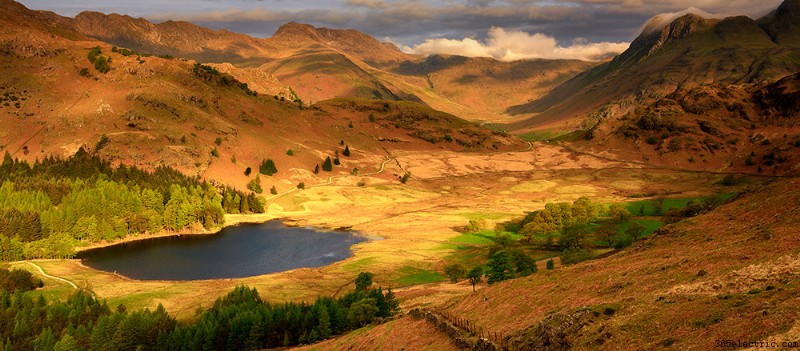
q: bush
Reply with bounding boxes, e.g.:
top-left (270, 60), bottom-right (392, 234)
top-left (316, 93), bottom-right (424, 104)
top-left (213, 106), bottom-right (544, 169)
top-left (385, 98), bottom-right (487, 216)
top-left (259, 159), bottom-right (278, 176)
top-left (297, 182), bottom-right (305, 189)
top-left (94, 134), bottom-right (110, 153)
top-left (244, 167), bottom-right (252, 176)
top-left (343, 146), bottom-right (351, 157)
top-left (247, 175), bottom-right (263, 194)
top-left (546, 259), bottom-right (555, 270)
top-left (444, 263), bottom-right (467, 283)
top-left (400, 173), bottom-right (410, 184)
top-left (214, 137), bottom-right (222, 146)
top-left (322, 157), bottom-right (333, 172)
top-left (270, 186), bottom-right (278, 195)
top-left (211, 148), bottom-right (219, 158)
top-left (286, 149), bottom-right (294, 156)
top-left (560, 248), bottom-right (594, 265)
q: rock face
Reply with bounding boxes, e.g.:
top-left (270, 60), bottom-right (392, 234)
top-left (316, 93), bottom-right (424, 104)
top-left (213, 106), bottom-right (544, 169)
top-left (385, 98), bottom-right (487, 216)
top-left (504, 310), bottom-right (596, 351)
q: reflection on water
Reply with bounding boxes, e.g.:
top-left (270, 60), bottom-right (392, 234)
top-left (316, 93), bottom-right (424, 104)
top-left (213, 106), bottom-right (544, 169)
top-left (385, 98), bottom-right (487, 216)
top-left (78, 221), bottom-right (366, 281)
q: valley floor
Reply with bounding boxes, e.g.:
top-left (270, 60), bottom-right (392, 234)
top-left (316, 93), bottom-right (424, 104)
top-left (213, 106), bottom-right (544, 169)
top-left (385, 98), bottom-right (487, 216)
top-left (9, 143), bottom-right (744, 322)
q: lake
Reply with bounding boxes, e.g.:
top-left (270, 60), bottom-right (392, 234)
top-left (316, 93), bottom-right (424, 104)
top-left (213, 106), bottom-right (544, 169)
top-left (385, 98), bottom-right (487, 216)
top-left (77, 221), bottom-right (367, 281)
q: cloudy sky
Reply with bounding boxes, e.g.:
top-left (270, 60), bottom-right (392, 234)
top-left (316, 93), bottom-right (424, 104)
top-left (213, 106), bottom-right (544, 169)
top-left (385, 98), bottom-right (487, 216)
top-left (18, 0), bottom-right (783, 61)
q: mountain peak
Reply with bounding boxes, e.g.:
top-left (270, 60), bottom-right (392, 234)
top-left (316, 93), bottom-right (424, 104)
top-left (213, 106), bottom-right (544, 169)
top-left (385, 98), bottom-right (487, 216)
top-left (273, 22), bottom-right (319, 40)
top-left (615, 12), bottom-right (716, 64)
top-left (760, 0), bottom-right (800, 46)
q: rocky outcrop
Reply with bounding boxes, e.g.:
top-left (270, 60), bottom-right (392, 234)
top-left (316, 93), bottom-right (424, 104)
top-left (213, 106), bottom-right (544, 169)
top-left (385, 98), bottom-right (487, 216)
top-left (504, 310), bottom-right (596, 351)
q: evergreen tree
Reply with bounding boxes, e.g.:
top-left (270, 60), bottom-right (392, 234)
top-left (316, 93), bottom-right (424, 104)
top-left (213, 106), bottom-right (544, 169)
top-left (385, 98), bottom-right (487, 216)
top-left (322, 157), bottom-right (333, 172)
top-left (355, 272), bottom-right (373, 291)
top-left (343, 146), bottom-right (351, 157)
top-left (259, 159), bottom-right (278, 176)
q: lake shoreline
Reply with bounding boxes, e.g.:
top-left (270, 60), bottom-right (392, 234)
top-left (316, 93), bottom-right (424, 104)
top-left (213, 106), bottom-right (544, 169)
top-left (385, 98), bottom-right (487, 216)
top-left (74, 213), bottom-right (281, 253)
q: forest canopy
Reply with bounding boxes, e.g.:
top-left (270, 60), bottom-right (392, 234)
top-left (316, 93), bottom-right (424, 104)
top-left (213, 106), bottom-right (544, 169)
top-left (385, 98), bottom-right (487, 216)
top-left (0, 149), bottom-right (264, 261)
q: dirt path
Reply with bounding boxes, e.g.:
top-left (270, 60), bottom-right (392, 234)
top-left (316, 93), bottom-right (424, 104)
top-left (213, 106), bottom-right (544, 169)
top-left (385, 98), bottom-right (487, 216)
top-left (26, 261), bottom-right (78, 289)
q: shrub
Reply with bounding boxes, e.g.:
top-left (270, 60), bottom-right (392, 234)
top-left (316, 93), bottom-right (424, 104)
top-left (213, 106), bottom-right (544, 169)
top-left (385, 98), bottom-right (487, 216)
top-left (297, 182), bottom-right (305, 189)
top-left (270, 186), bottom-right (278, 195)
top-left (210, 148), bottom-right (219, 158)
top-left (343, 145), bottom-right (351, 157)
top-left (400, 173), bottom-right (410, 184)
top-left (247, 175), bottom-right (263, 194)
top-left (259, 159), bottom-right (278, 176)
top-left (244, 167), bottom-right (252, 176)
top-left (286, 149), bottom-right (294, 156)
top-left (214, 137), bottom-right (222, 146)
top-left (322, 157), bottom-right (333, 172)
top-left (444, 263), bottom-right (466, 283)
top-left (546, 259), bottom-right (555, 270)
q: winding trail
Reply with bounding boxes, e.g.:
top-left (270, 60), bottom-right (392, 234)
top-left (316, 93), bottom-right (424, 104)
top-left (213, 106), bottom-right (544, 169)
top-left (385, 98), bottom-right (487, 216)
top-left (26, 261), bottom-right (78, 289)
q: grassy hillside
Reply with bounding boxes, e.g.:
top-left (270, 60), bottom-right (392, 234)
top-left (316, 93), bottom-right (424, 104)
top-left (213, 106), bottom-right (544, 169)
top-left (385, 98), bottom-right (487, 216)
top-left (312, 177), bottom-right (800, 350)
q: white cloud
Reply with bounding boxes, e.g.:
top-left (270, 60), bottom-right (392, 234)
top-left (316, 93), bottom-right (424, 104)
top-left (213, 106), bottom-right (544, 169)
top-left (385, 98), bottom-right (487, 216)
top-left (407, 27), bottom-right (630, 62)
top-left (639, 7), bottom-right (722, 33)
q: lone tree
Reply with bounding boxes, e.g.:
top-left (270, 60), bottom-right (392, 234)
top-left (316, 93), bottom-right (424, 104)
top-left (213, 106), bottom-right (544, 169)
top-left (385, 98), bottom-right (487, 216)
top-left (444, 263), bottom-right (467, 283)
top-left (270, 186), bottom-right (278, 195)
top-left (259, 159), bottom-right (278, 176)
top-left (314, 164), bottom-right (320, 174)
top-left (322, 157), bottom-right (333, 172)
top-left (244, 167), bottom-right (252, 176)
top-left (546, 259), bottom-right (555, 270)
top-left (343, 145), bottom-right (351, 157)
top-left (355, 272), bottom-right (374, 291)
top-left (467, 267), bottom-right (483, 292)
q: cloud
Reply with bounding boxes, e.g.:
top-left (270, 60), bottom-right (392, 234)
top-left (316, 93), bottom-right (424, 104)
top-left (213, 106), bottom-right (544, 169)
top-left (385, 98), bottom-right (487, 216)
top-left (639, 7), bottom-right (724, 33)
top-left (407, 27), bottom-right (630, 61)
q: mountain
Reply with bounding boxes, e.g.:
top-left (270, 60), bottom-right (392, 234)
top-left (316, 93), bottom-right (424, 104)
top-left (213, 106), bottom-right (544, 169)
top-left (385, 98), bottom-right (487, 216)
top-left (0, 1), bottom-right (592, 123)
top-left (0, 0), bottom-right (524, 191)
top-left (508, 10), bottom-right (799, 131)
top-left (502, 0), bottom-right (800, 175)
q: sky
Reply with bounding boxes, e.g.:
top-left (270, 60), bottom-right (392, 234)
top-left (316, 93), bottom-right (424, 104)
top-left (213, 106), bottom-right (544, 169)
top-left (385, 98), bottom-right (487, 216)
top-left (17, 0), bottom-right (784, 61)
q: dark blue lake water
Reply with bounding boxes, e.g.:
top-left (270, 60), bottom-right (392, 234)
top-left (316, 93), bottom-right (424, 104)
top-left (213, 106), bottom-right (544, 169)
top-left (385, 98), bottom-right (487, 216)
top-left (77, 221), bottom-right (366, 281)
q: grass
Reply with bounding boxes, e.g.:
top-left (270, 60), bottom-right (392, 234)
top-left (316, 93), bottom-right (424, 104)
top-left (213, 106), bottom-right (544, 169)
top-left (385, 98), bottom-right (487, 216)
top-left (624, 193), bottom-right (735, 216)
top-left (517, 130), bottom-right (562, 141)
top-left (393, 266), bottom-right (445, 286)
top-left (619, 219), bottom-right (664, 236)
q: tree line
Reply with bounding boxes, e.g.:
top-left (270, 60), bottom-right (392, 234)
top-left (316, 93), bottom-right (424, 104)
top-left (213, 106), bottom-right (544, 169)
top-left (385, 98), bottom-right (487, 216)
top-left (0, 149), bottom-right (263, 261)
top-left (0, 273), bottom-right (396, 350)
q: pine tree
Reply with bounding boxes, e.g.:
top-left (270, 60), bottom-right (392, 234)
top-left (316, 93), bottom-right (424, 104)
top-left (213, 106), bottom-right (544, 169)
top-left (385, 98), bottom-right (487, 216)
top-left (259, 159), bottom-right (278, 176)
top-left (322, 157), bottom-right (333, 172)
top-left (343, 146), bottom-right (351, 157)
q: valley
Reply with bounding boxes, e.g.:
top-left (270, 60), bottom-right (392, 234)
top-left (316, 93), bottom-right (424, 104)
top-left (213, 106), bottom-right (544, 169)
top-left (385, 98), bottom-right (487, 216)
top-left (0, 0), bottom-right (798, 349)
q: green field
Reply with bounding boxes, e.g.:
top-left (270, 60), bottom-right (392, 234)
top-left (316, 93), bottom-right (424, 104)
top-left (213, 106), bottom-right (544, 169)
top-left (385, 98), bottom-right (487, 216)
top-left (393, 266), bottom-right (445, 286)
top-left (624, 194), bottom-right (735, 216)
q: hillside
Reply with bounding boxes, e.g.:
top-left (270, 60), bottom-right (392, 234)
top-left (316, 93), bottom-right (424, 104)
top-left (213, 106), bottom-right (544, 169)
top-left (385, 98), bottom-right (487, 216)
top-left (508, 4), bottom-right (800, 132)
top-left (503, 0), bottom-right (800, 176)
top-left (0, 2), bottom-right (524, 193)
top-left (307, 177), bottom-right (800, 350)
top-left (4, 0), bottom-right (592, 123)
